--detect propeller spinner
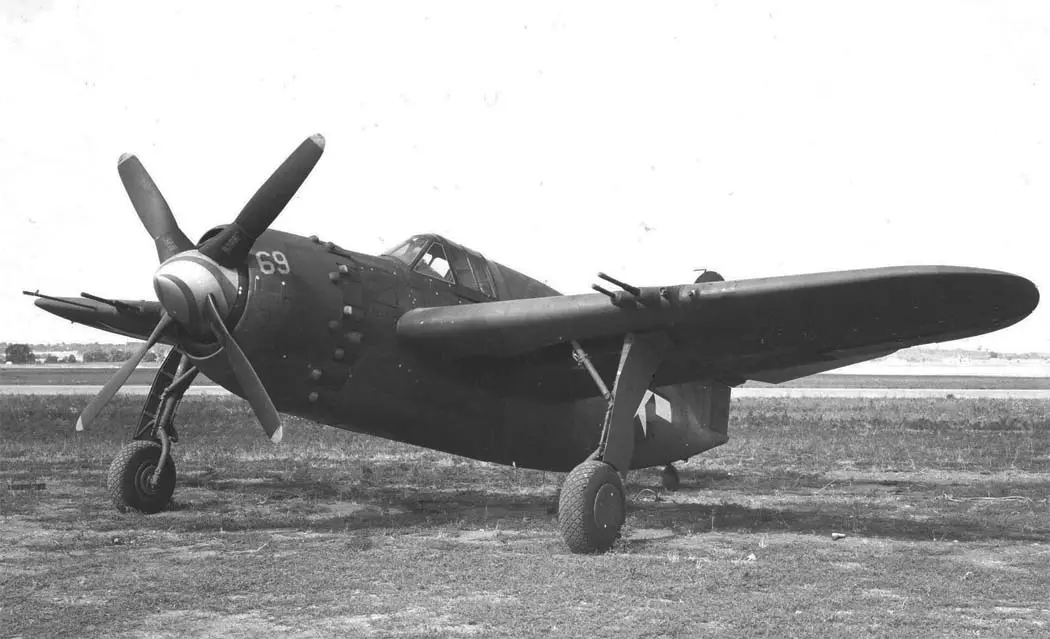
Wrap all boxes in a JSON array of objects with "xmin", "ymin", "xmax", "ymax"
[{"xmin": 75, "ymin": 134, "xmax": 326, "ymax": 443}]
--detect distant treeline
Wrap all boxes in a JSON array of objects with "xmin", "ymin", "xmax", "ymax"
[{"xmin": 2, "ymin": 342, "xmax": 171, "ymax": 364}]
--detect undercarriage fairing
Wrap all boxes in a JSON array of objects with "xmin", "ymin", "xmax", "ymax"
[{"xmin": 631, "ymin": 380, "xmax": 731, "ymax": 469}]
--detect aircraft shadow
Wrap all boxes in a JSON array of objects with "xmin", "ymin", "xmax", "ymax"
[
  {"xmin": 623, "ymin": 466, "xmax": 1050, "ymax": 545},
  {"xmin": 626, "ymin": 499, "xmax": 1050, "ymax": 546},
  {"xmin": 175, "ymin": 473, "xmax": 559, "ymax": 534},
  {"xmin": 174, "ymin": 468, "xmax": 1050, "ymax": 545}
]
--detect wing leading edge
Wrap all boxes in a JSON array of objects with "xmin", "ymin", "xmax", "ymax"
[{"xmin": 397, "ymin": 266, "xmax": 1039, "ymax": 386}]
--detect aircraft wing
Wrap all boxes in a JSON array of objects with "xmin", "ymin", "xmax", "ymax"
[
  {"xmin": 396, "ymin": 266, "xmax": 1039, "ymax": 391},
  {"xmin": 29, "ymin": 294, "xmax": 168, "ymax": 343}
]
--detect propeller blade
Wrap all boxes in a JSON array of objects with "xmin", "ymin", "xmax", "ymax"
[
  {"xmin": 203, "ymin": 295, "xmax": 283, "ymax": 443},
  {"xmin": 199, "ymin": 134, "xmax": 325, "ymax": 268},
  {"xmin": 76, "ymin": 314, "xmax": 173, "ymax": 431},
  {"xmin": 117, "ymin": 155, "xmax": 195, "ymax": 262}
]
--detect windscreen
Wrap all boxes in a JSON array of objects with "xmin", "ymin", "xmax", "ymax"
[{"xmin": 382, "ymin": 236, "xmax": 428, "ymax": 266}]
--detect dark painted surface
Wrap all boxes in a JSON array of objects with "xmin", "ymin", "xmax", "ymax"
[{"xmin": 31, "ymin": 230, "xmax": 1040, "ymax": 472}]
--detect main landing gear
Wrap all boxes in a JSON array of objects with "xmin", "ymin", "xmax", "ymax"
[
  {"xmin": 107, "ymin": 350, "xmax": 197, "ymax": 513},
  {"xmin": 559, "ymin": 333, "xmax": 665, "ymax": 553},
  {"xmin": 108, "ymin": 440, "xmax": 176, "ymax": 514}
]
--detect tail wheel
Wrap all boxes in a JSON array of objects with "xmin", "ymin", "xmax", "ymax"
[
  {"xmin": 558, "ymin": 460, "xmax": 626, "ymax": 553},
  {"xmin": 661, "ymin": 464, "xmax": 680, "ymax": 492},
  {"xmin": 107, "ymin": 440, "xmax": 176, "ymax": 514}
]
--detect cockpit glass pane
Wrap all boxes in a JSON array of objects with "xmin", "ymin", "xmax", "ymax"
[
  {"xmin": 467, "ymin": 252, "xmax": 496, "ymax": 297},
  {"xmin": 448, "ymin": 248, "xmax": 479, "ymax": 291},
  {"xmin": 383, "ymin": 236, "xmax": 427, "ymax": 266},
  {"xmin": 413, "ymin": 242, "xmax": 455, "ymax": 283}
]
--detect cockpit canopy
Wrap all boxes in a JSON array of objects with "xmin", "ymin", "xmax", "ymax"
[{"xmin": 383, "ymin": 234, "xmax": 498, "ymax": 298}]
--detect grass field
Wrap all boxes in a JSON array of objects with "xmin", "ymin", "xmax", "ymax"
[
  {"xmin": 2, "ymin": 395, "xmax": 1050, "ymax": 637},
  {"xmin": 0, "ymin": 366, "xmax": 216, "ymax": 387}
]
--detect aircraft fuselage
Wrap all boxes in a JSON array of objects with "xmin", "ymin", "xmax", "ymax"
[{"xmin": 189, "ymin": 229, "xmax": 720, "ymax": 471}]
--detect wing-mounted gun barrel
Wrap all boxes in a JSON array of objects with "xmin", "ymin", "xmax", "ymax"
[
  {"xmin": 591, "ymin": 283, "xmax": 636, "ymax": 308},
  {"xmin": 23, "ymin": 290, "xmax": 95, "ymax": 310},
  {"xmin": 25, "ymin": 290, "xmax": 165, "ymax": 342},
  {"xmin": 594, "ymin": 272, "xmax": 643, "ymax": 308},
  {"xmin": 597, "ymin": 272, "xmax": 641, "ymax": 296},
  {"xmin": 80, "ymin": 292, "xmax": 145, "ymax": 314},
  {"xmin": 593, "ymin": 274, "xmax": 685, "ymax": 310}
]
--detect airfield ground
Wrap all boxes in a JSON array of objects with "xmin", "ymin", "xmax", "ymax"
[{"xmin": 2, "ymin": 393, "xmax": 1048, "ymax": 638}]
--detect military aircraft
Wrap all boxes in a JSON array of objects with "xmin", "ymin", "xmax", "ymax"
[{"xmin": 27, "ymin": 134, "xmax": 1039, "ymax": 553}]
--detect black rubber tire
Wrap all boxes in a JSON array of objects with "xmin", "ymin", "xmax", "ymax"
[
  {"xmin": 661, "ymin": 464, "xmax": 680, "ymax": 492},
  {"xmin": 107, "ymin": 440, "xmax": 176, "ymax": 514},
  {"xmin": 558, "ymin": 460, "xmax": 626, "ymax": 554}
]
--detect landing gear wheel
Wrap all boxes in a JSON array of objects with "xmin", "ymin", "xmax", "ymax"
[
  {"xmin": 661, "ymin": 464, "xmax": 680, "ymax": 492},
  {"xmin": 558, "ymin": 460, "xmax": 626, "ymax": 554},
  {"xmin": 107, "ymin": 440, "xmax": 176, "ymax": 514}
]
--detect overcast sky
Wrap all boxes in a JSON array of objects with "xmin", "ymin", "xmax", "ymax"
[{"xmin": 2, "ymin": 1, "xmax": 1048, "ymax": 351}]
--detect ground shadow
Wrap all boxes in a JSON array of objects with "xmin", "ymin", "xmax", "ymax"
[
  {"xmin": 17, "ymin": 457, "xmax": 1048, "ymax": 544},
  {"xmin": 167, "ymin": 471, "xmax": 1050, "ymax": 543},
  {"xmin": 625, "ymin": 491, "xmax": 1050, "ymax": 545},
  {"xmin": 151, "ymin": 472, "xmax": 560, "ymax": 534},
  {"xmin": 654, "ymin": 502, "xmax": 1046, "ymax": 545}
]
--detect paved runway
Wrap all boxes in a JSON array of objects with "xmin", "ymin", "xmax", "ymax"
[{"xmin": 4, "ymin": 385, "xmax": 1050, "ymax": 399}]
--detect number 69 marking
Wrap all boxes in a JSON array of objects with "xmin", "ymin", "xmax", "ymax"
[{"xmin": 255, "ymin": 250, "xmax": 291, "ymax": 275}]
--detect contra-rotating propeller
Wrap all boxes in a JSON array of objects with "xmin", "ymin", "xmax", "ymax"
[{"xmin": 75, "ymin": 135, "xmax": 326, "ymax": 443}]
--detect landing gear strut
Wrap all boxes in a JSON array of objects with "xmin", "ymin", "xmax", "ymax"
[
  {"xmin": 559, "ymin": 333, "xmax": 665, "ymax": 553},
  {"xmin": 107, "ymin": 350, "xmax": 197, "ymax": 514}
]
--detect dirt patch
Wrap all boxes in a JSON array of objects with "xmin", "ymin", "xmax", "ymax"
[
  {"xmin": 861, "ymin": 588, "xmax": 909, "ymax": 600},
  {"xmin": 125, "ymin": 611, "xmax": 296, "ymax": 639},
  {"xmin": 333, "ymin": 608, "xmax": 486, "ymax": 637}
]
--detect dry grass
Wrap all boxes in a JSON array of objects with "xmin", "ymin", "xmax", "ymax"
[
  {"xmin": 0, "ymin": 366, "xmax": 212, "ymax": 387},
  {"xmin": 2, "ymin": 395, "xmax": 1050, "ymax": 637}
]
